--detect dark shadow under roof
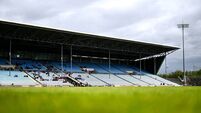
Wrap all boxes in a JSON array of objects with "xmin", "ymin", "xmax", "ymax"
[{"xmin": 0, "ymin": 20, "xmax": 178, "ymax": 56}]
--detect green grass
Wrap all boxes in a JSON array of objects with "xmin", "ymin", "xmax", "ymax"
[{"xmin": 0, "ymin": 87, "xmax": 201, "ymax": 113}]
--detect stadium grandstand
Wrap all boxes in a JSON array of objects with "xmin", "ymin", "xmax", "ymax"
[{"xmin": 0, "ymin": 20, "xmax": 179, "ymax": 87}]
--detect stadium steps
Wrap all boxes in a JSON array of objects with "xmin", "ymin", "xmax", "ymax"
[
  {"xmin": 93, "ymin": 64, "xmax": 110, "ymax": 73},
  {"xmin": 111, "ymin": 65, "xmax": 129, "ymax": 74},
  {"xmin": 93, "ymin": 63, "xmax": 109, "ymax": 73},
  {"xmin": 131, "ymin": 75, "xmax": 152, "ymax": 86},
  {"xmin": 90, "ymin": 74, "xmax": 111, "ymax": 86},
  {"xmin": 113, "ymin": 74, "xmax": 140, "ymax": 86},
  {"xmin": 94, "ymin": 63, "xmax": 124, "ymax": 74},
  {"xmin": 146, "ymin": 75, "xmax": 168, "ymax": 84},
  {"xmin": 42, "ymin": 62, "xmax": 60, "ymax": 72},
  {"xmin": 115, "ymin": 74, "xmax": 149, "ymax": 86},
  {"xmin": 42, "ymin": 63, "xmax": 83, "ymax": 86},
  {"xmin": 62, "ymin": 72, "xmax": 85, "ymax": 86},
  {"xmin": 127, "ymin": 66, "xmax": 168, "ymax": 85},
  {"xmin": 75, "ymin": 62, "xmax": 108, "ymax": 74},
  {"xmin": 50, "ymin": 71, "xmax": 83, "ymax": 87},
  {"xmin": 51, "ymin": 64, "xmax": 63, "ymax": 72},
  {"xmin": 92, "ymin": 74, "xmax": 134, "ymax": 86},
  {"xmin": 33, "ymin": 63, "xmax": 82, "ymax": 86},
  {"xmin": 72, "ymin": 73, "xmax": 108, "ymax": 86},
  {"xmin": 102, "ymin": 64, "xmax": 124, "ymax": 74},
  {"xmin": 147, "ymin": 74, "xmax": 180, "ymax": 86},
  {"xmin": 130, "ymin": 67, "xmax": 169, "ymax": 85},
  {"xmin": 24, "ymin": 71, "xmax": 42, "ymax": 86},
  {"xmin": 64, "ymin": 76, "xmax": 84, "ymax": 86}
]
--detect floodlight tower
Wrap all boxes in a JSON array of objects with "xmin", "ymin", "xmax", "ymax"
[{"xmin": 177, "ymin": 23, "xmax": 189, "ymax": 86}]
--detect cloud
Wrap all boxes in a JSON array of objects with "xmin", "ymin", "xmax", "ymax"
[
  {"xmin": 0, "ymin": 0, "xmax": 201, "ymax": 73},
  {"xmin": 0, "ymin": 0, "xmax": 95, "ymax": 22}
]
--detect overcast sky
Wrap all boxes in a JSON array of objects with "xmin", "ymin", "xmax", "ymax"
[{"xmin": 0, "ymin": 0, "xmax": 201, "ymax": 73}]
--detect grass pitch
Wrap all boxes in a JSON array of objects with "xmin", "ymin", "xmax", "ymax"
[{"xmin": 0, "ymin": 87, "xmax": 200, "ymax": 113}]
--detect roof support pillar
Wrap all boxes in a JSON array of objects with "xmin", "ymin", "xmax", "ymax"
[
  {"xmin": 139, "ymin": 53, "xmax": 141, "ymax": 79},
  {"xmin": 165, "ymin": 52, "xmax": 167, "ymax": 74},
  {"xmin": 9, "ymin": 39, "xmax": 12, "ymax": 76},
  {"xmin": 70, "ymin": 45, "xmax": 73, "ymax": 73},
  {"xmin": 154, "ymin": 57, "xmax": 156, "ymax": 75},
  {"xmin": 144, "ymin": 59, "xmax": 146, "ymax": 71},
  {"xmin": 108, "ymin": 50, "xmax": 111, "ymax": 79},
  {"xmin": 61, "ymin": 44, "xmax": 64, "ymax": 72}
]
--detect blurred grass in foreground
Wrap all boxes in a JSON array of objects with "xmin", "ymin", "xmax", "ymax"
[{"xmin": 0, "ymin": 87, "xmax": 201, "ymax": 113}]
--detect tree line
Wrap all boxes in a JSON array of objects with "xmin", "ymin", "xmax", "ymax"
[{"xmin": 159, "ymin": 69, "xmax": 201, "ymax": 78}]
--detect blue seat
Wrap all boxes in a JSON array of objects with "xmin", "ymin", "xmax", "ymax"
[
  {"xmin": 96, "ymin": 63, "xmax": 124, "ymax": 74},
  {"xmin": 0, "ymin": 71, "xmax": 37, "ymax": 85},
  {"xmin": 76, "ymin": 62, "xmax": 108, "ymax": 73},
  {"xmin": 0, "ymin": 58, "xmax": 7, "ymax": 65},
  {"xmin": 12, "ymin": 59, "xmax": 46, "ymax": 70}
]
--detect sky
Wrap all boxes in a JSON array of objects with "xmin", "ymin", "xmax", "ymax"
[{"xmin": 0, "ymin": 0, "xmax": 201, "ymax": 73}]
